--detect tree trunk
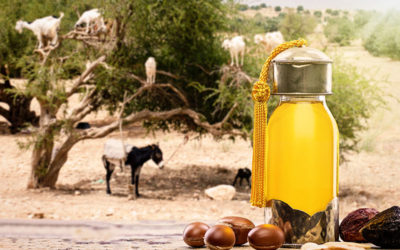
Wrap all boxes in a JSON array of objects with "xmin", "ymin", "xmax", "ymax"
[
  {"xmin": 27, "ymin": 123, "xmax": 78, "ymax": 189},
  {"xmin": 27, "ymin": 132, "xmax": 55, "ymax": 188}
]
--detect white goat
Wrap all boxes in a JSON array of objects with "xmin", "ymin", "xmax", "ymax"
[
  {"xmin": 15, "ymin": 12, "xmax": 64, "ymax": 49},
  {"xmin": 75, "ymin": 9, "xmax": 105, "ymax": 34},
  {"xmin": 254, "ymin": 31, "xmax": 284, "ymax": 53},
  {"xmin": 222, "ymin": 36, "xmax": 245, "ymax": 67},
  {"xmin": 145, "ymin": 57, "xmax": 156, "ymax": 84}
]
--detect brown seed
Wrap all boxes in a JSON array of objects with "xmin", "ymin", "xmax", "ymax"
[
  {"xmin": 183, "ymin": 222, "xmax": 210, "ymax": 247},
  {"xmin": 218, "ymin": 216, "xmax": 255, "ymax": 245},
  {"xmin": 204, "ymin": 225, "xmax": 236, "ymax": 250},
  {"xmin": 248, "ymin": 224, "xmax": 285, "ymax": 250},
  {"xmin": 339, "ymin": 208, "xmax": 379, "ymax": 242}
]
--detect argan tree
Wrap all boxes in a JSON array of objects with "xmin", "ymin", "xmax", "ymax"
[{"xmin": 3, "ymin": 0, "xmax": 248, "ymax": 188}]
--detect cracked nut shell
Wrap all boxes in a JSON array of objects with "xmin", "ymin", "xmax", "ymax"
[
  {"xmin": 361, "ymin": 206, "xmax": 400, "ymax": 248},
  {"xmin": 183, "ymin": 222, "xmax": 210, "ymax": 247},
  {"xmin": 248, "ymin": 224, "xmax": 285, "ymax": 250},
  {"xmin": 218, "ymin": 216, "xmax": 255, "ymax": 245},
  {"xmin": 339, "ymin": 208, "xmax": 379, "ymax": 242},
  {"xmin": 204, "ymin": 225, "xmax": 235, "ymax": 250}
]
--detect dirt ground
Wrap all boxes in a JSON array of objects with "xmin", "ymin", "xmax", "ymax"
[{"xmin": 0, "ymin": 44, "xmax": 399, "ymax": 225}]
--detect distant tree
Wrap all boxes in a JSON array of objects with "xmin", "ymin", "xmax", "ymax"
[
  {"xmin": 314, "ymin": 10, "xmax": 322, "ymax": 18},
  {"xmin": 363, "ymin": 11, "xmax": 400, "ymax": 60},
  {"xmin": 237, "ymin": 4, "xmax": 249, "ymax": 11},
  {"xmin": 326, "ymin": 9, "xmax": 332, "ymax": 15},
  {"xmin": 260, "ymin": 3, "xmax": 267, "ymax": 8},
  {"xmin": 251, "ymin": 5, "xmax": 261, "ymax": 10},
  {"xmin": 297, "ymin": 5, "xmax": 304, "ymax": 13},
  {"xmin": 275, "ymin": 6, "xmax": 281, "ymax": 12},
  {"xmin": 278, "ymin": 12, "xmax": 286, "ymax": 18},
  {"xmin": 324, "ymin": 17, "xmax": 355, "ymax": 46},
  {"xmin": 354, "ymin": 10, "xmax": 374, "ymax": 30},
  {"xmin": 331, "ymin": 10, "xmax": 339, "ymax": 16},
  {"xmin": 265, "ymin": 17, "xmax": 280, "ymax": 32},
  {"xmin": 279, "ymin": 12, "xmax": 317, "ymax": 40}
]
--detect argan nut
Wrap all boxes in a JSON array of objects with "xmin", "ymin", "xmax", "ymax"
[
  {"xmin": 248, "ymin": 224, "xmax": 285, "ymax": 250},
  {"xmin": 218, "ymin": 216, "xmax": 255, "ymax": 245},
  {"xmin": 204, "ymin": 225, "xmax": 235, "ymax": 250},
  {"xmin": 339, "ymin": 208, "xmax": 379, "ymax": 242},
  {"xmin": 183, "ymin": 222, "xmax": 210, "ymax": 247}
]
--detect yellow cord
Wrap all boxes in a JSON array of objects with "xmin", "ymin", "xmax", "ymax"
[{"xmin": 250, "ymin": 39, "xmax": 307, "ymax": 208}]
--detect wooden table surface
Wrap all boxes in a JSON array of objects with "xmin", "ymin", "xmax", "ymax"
[{"xmin": 0, "ymin": 219, "xmax": 270, "ymax": 249}]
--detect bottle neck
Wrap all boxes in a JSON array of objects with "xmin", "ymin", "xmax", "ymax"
[{"xmin": 279, "ymin": 95, "xmax": 326, "ymax": 103}]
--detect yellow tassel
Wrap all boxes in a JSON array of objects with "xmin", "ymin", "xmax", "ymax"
[{"xmin": 250, "ymin": 39, "xmax": 307, "ymax": 208}]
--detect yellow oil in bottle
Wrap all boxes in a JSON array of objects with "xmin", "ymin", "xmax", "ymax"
[{"xmin": 266, "ymin": 96, "xmax": 339, "ymax": 216}]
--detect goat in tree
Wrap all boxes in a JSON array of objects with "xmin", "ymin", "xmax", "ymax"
[
  {"xmin": 74, "ymin": 9, "xmax": 105, "ymax": 34},
  {"xmin": 222, "ymin": 36, "xmax": 246, "ymax": 67},
  {"xmin": 102, "ymin": 142, "xmax": 164, "ymax": 199},
  {"xmin": 254, "ymin": 31, "xmax": 284, "ymax": 53},
  {"xmin": 145, "ymin": 57, "xmax": 157, "ymax": 84},
  {"xmin": 15, "ymin": 12, "xmax": 64, "ymax": 49}
]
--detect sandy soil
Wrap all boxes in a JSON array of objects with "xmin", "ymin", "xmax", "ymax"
[{"xmin": 0, "ymin": 44, "xmax": 399, "ymax": 225}]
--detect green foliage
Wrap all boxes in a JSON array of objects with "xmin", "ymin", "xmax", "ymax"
[
  {"xmin": 297, "ymin": 5, "xmax": 304, "ymax": 13},
  {"xmin": 237, "ymin": 4, "xmax": 249, "ymax": 11},
  {"xmin": 331, "ymin": 10, "xmax": 339, "ymax": 16},
  {"xmin": 327, "ymin": 58, "xmax": 383, "ymax": 153},
  {"xmin": 314, "ymin": 11, "xmax": 322, "ymax": 18},
  {"xmin": 227, "ymin": 14, "xmax": 281, "ymax": 35},
  {"xmin": 324, "ymin": 17, "xmax": 355, "ymax": 46},
  {"xmin": 361, "ymin": 11, "xmax": 400, "ymax": 60},
  {"xmin": 260, "ymin": 3, "xmax": 267, "ymax": 8},
  {"xmin": 279, "ymin": 11, "xmax": 317, "ymax": 40},
  {"xmin": 250, "ymin": 5, "xmax": 261, "ymax": 11},
  {"xmin": 275, "ymin": 6, "xmax": 281, "ymax": 12},
  {"xmin": 0, "ymin": 0, "xmax": 99, "ymax": 77},
  {"xmin": 354, "ymin": 10, "xmax": 375, "ymax": 30}
]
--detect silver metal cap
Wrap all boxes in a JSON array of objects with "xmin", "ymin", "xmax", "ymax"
[{"xmin": 272, "ymin": 47, "xmax": 332, "ymax": 95}]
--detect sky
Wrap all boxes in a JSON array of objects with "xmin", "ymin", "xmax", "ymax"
[{"xmin": 240, "ymin": 0, "xmax": 400, "ymax": 11}]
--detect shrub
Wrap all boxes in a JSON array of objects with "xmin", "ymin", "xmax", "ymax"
[
  {"xmin": 237, "ymin": 4, "xmax": 249, "ymax": 11},
  {"xmin": 275, "ymin": 6, "xmax": 281, "ymax": 12},
  {"xmin": 362, "ymin": 11, "xmax": 400, "ymax": 60},
  {"xmin": 324, "ymin": 17, "xmax": 355, "ymax": 46},
  {"xmin": 314, "ymin": 10, "xmax": 322, "ymax": 18},
  {"xmin": 331, "ymin": 10, "xmax": 339, "ymax": 16},
  {"xmin": 279, "ymin": 11, "xmax": 317, "ymax": 40},
  {"xmin": 297, "ymin": 5, "xmax": 304, "ymax": 13},
  {"xmin": 327, "ymin": 58, "xmax": 383, "ymax": 153},
  {"xmin": 260, "ymin": 3, "xmax": 267, "ymax": 8}
]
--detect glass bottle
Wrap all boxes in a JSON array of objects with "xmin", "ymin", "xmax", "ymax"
[{"xmin": 264, "ymin": 47, "xmax": 339, "ymax": 245}]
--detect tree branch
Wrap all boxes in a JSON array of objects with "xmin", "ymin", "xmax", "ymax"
[
  {"xmin": 67, "ymin": 56, "xmax": 106, "ymax": 97},
  {"xmin": 0, "ymin": 106, "xmax": 10, "ymax": 122},
  {"xmin": 79, "ymin": 104, "xmax": 243, "ymax": 140},
  {"xmin": 125, "ymin": 73, "xmax": 189, "ymax": 106},
  {"xmin": 156, "ymin": 70, "xmax": 181, "ymax": 80},
  {"xmin": 68, "ymin": 87, "xmax": 98, "ymax": 123},
  {"xmin": 188, "ymin": 63, "xmax": 217, "ymax": 76},
  {"xmin": 214, "ymin": 102, "xmax": 238, "ymax": 128}
]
